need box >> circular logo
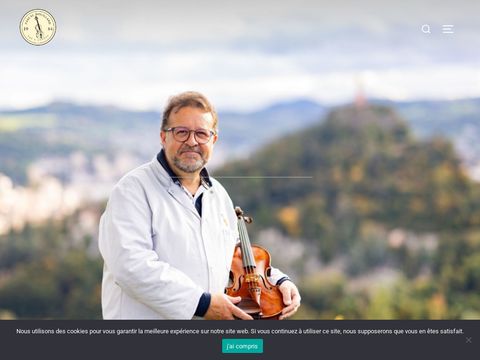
[20,9,56,46]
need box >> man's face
[160,106,218,174]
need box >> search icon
[422,24,431,34]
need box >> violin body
[226,245,284,319]
[225,207,285,320]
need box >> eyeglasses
[164,127,216,144]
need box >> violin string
[238,217,248,267]
[240,219,250,269]
[241,219,252,269]
[239,217,256,270]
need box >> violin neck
[237,217,256,269]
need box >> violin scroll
[234,206,252,224]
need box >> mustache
[178,145,202,154]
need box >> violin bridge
[244,273,262,307]
[245,273,260,284]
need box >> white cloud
[1,0,479,111]
[1,49,478,111]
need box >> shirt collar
[156,149,212,188]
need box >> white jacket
[98,156,286,319]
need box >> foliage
[217,104,480,319]
[0,213,103,319]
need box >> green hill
[215,103,480,319]
[216,104,480,258]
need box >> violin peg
[235,206,244,217]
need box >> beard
[173,145,207,173]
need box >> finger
[231,305,253,320]
[291,287,301,300]
[279,306,299,320]
[281,303,296,315]
[227,295,242,304]
[279,311,293,320]
[291,292,301,306]
[281,293,300,313]
[281,286,292,305]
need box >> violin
[225,206,285,319]
[35,16,43,40]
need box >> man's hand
[204,293,253,320]
[278,281,301,320]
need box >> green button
[222,339,263,354]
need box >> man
[98,91,301,319]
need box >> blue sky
[1,0,479,111]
